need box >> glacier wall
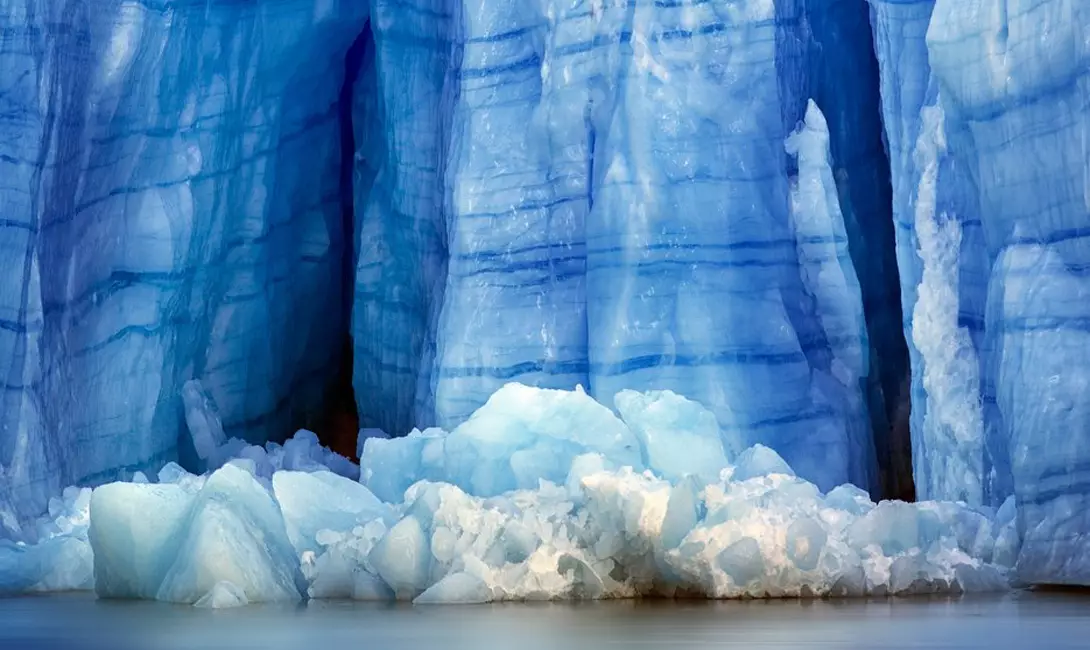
[869,0,1090,583]
[0,0,369,530]
[351,0,906,495]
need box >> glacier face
[352,0,901,496]
[0,0,368,530]
[1,0,1090,589]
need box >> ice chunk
[414,572,491,605]
[717,537,765,586]
[272,471,390,556]
[360,428,439,504]
[194,581,249,609]
[356,428,390,461]
[368,515,432,599]
[731,445,796,482]
[361,384,644,499]
[614,390,734,483]
[89,483,193,600]
[91,465,304,604]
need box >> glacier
[1,0,1089,597]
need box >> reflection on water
[2,591,1088,650]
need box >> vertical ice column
[867,0,994,505]
[352,0,454,434]
[432,0,592,428]
[0,0,369,528]
[910,102,985,505]
[786,101,878,492]
[928,0,1090,583]
[804,0,908,495]
[583,2,874,492]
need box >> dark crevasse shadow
[311,21,377,463]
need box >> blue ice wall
[348,0,886,493]
[870,0,1090,582]
[927,0,1090,584]
[0,0,368,531]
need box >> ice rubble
[2,383,1015,606]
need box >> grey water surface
[2,591,1088,650]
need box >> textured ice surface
[868,0,1090,583]
[0,0,368,528]
[346,384,1010,602]
[0,486,93,595]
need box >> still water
[2,591,1088,650]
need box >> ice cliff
[1,0,1089,592]
[869,0,1090,584]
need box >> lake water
[2,591,1088,650]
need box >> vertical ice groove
[803,0,909,499]
[910,101,984,506]
[352,0,453,434]
[866,0,993,504]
